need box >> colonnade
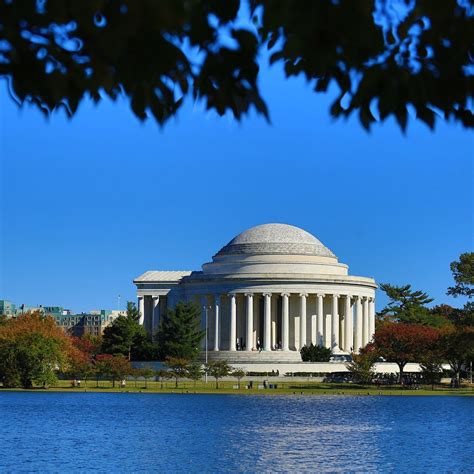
[137,295,161,334]
[199,292,375,354]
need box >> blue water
[0,393,472,473]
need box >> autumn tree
[1,2,472,132]
[156,302,204,361]
[0,311,75,388]
[95,354,131,388]
[372,323,440,384]
[67,350,97,388]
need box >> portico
[134,223,377,359]
[194,292,375,354]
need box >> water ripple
[0,393,472,473]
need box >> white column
[344,295,353,352]
[152,296,160,333]
[138,296,144,325]
[299,293,307,350]
[325,313,332,348]
[331,294,340,352]
[214,295,220,351]
[340,314,345,351]
[245,293,253,351]
[363,297,369,347]
[369,298,376,341]
[317,294,324,347]
[229,293,236,351]
[355,296,363,353]
[281,293,290,351]
[263,293,272,351]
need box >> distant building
[0,300,16,317]
[50,310,123,337]
[0,299,123,337]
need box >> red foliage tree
[372,323,441,384]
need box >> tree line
[0,252,472,389]
[0,299,237,389]
[346,252,474,387]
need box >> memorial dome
[215,223,335,258]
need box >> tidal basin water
[0,393,472,473]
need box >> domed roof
[215,223,335,257]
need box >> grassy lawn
[2,379,473,396]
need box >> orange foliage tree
[0,311,76,388]
[371,323,441,384]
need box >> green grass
[2,379,473,396]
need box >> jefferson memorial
[134,223,377,362]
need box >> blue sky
[0,61,472,313]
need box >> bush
[300,344,331,362]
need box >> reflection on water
[0,393,472,473]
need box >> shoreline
[1,386,473,397]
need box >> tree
[300,344,331,362]
[232,368,246,389]
[133,367,155,389]
[93,354,111,387]
[156,302,204,361]
[419,360,442,390]
[377,283,442,327]
[372,323,440,384]
[449,302,474,328]
[425,305,454,329]
[0,311,74,388]
[186,361,204,388]
[67,352,97,388]
[1,2,472,132]
[206,361,233,389]
[96,354,131,388]
[72,334,103,358]
[346,347,378,384]
[164,357,189,389]
[447,253,474,299]
[102,301,149,360]
[156,369,173,390]
[439,327,474,388]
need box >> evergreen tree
[300,344,331,362]
[102,302,149,360]
[378,283,440,326]
[156,302,204,361]
[447,253,474,299]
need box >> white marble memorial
[134,223,377,361]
